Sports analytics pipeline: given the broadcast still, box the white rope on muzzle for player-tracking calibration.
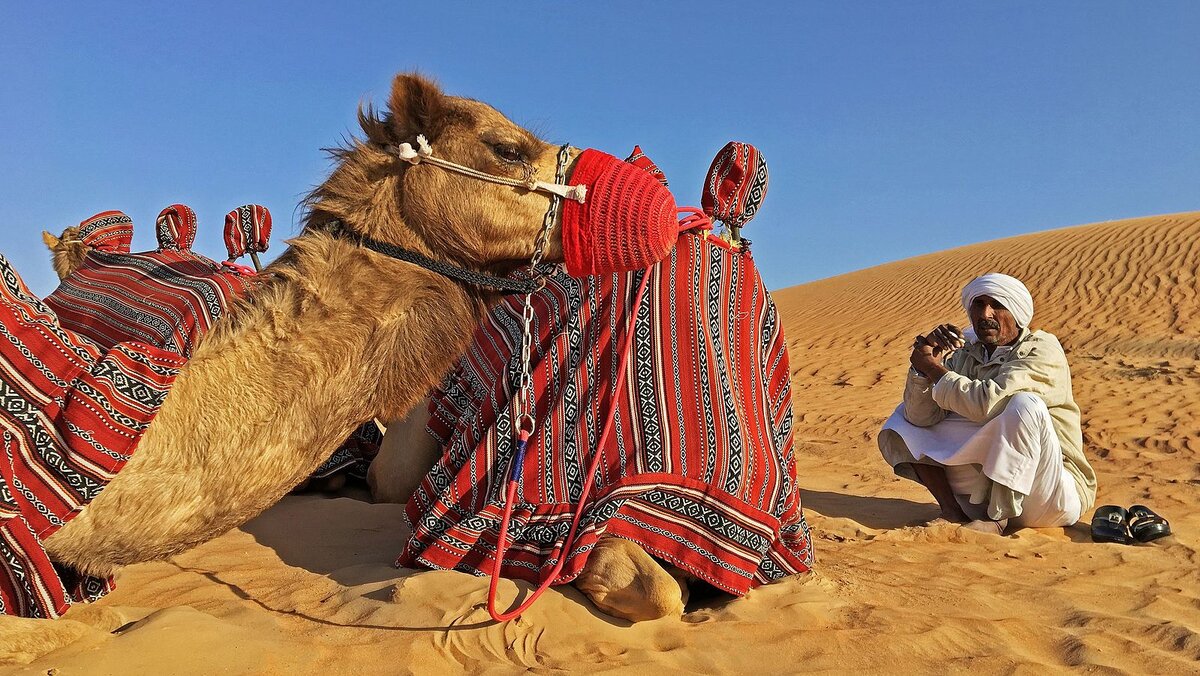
[394,135,588,204]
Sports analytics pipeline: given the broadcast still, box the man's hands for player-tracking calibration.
[925,323,965,355]
[909,323,964,383]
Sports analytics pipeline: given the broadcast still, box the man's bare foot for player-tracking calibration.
[939,508,970,524]
[962,519,1008,535]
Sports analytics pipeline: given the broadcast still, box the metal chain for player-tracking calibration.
[514,143,572,432]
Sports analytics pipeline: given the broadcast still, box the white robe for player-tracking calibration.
[880,391,1082,528]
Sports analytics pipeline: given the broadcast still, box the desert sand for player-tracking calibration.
[3,212,1198,674]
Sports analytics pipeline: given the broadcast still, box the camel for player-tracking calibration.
[40,72,570,568]
[8,72,678,639]
[367,141,800,625]
[41,227,89,280]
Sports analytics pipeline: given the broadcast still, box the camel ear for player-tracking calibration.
[42,231,59,248]
[388,73,448,140]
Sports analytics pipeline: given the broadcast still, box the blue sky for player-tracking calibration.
[2,2,1197,296]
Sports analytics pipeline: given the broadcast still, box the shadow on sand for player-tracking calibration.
[239,494,411,583]
[801,489,939,530]
[237,494,636,628]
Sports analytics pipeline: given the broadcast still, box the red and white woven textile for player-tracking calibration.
[223,204,272,261]
[46,218,379,487]
[77,210,134,253]
[44,249,254,358]
[0,253,183,617]
[702,142,768,229]
[399,232,812,595]
[155,204,198,251]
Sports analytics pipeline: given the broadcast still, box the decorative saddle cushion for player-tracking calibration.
[223,204,273,261]
[77,210,134,253]
[155,204,198,251]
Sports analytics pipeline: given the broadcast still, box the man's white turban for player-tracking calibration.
[961,273,1034,328]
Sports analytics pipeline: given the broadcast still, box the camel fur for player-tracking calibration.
[367,400,440,505]
[41,227,89,280]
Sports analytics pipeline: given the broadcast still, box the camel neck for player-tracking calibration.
[317,220,540,295]
[43,228,494,570]
[191,229,487,434]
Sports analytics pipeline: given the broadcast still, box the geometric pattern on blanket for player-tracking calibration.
[0,252,183,618]
[398,232,812,595]
[44,248,255,359]
[702,142,768,229]
[310,419,384,482]
[155,204,198,252]
[77,210,134,253]
[223,204,273,260]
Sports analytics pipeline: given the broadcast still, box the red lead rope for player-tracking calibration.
[487,265,653,622]
[486,210,711,622]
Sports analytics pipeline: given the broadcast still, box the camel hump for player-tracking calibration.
[223,204,272,260]
[77,210,134,253]
[156,204,197,251]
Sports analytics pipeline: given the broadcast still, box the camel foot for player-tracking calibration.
[573,536,687,622]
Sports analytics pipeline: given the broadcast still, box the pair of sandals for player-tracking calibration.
[1091,505,1172,544]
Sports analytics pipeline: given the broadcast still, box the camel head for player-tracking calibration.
[302,74,570,275]
[42,227,89,280]
[307,73,677,281]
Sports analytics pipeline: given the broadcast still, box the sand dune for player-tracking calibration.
[5,212,1199,674]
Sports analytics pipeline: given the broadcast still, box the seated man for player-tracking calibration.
[878,273,1097,533]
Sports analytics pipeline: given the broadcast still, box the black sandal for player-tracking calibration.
[1127,505,1171,543]
[1090,505,1134,544]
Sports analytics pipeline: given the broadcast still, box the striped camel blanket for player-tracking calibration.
[44,248,254,359]
[44,215,377,483]
[399,232,812,595]
[0,253,182,617]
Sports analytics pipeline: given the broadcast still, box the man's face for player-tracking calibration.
[968,295,1021,346]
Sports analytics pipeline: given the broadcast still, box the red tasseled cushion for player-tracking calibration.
[701,142,768,228]
[77,211,133,253]
[223,204,273,260]
[155,204,198,251]
[623,145,669,187]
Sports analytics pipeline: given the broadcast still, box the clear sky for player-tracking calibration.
[2,2,1197,296]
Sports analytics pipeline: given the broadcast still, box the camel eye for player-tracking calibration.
[491,142,525,164]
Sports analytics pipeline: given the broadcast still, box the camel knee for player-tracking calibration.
[573,535,686,623]
[368,400,440,504]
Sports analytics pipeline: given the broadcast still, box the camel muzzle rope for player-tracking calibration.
[322,138,582,295]
[394,135,588,204]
